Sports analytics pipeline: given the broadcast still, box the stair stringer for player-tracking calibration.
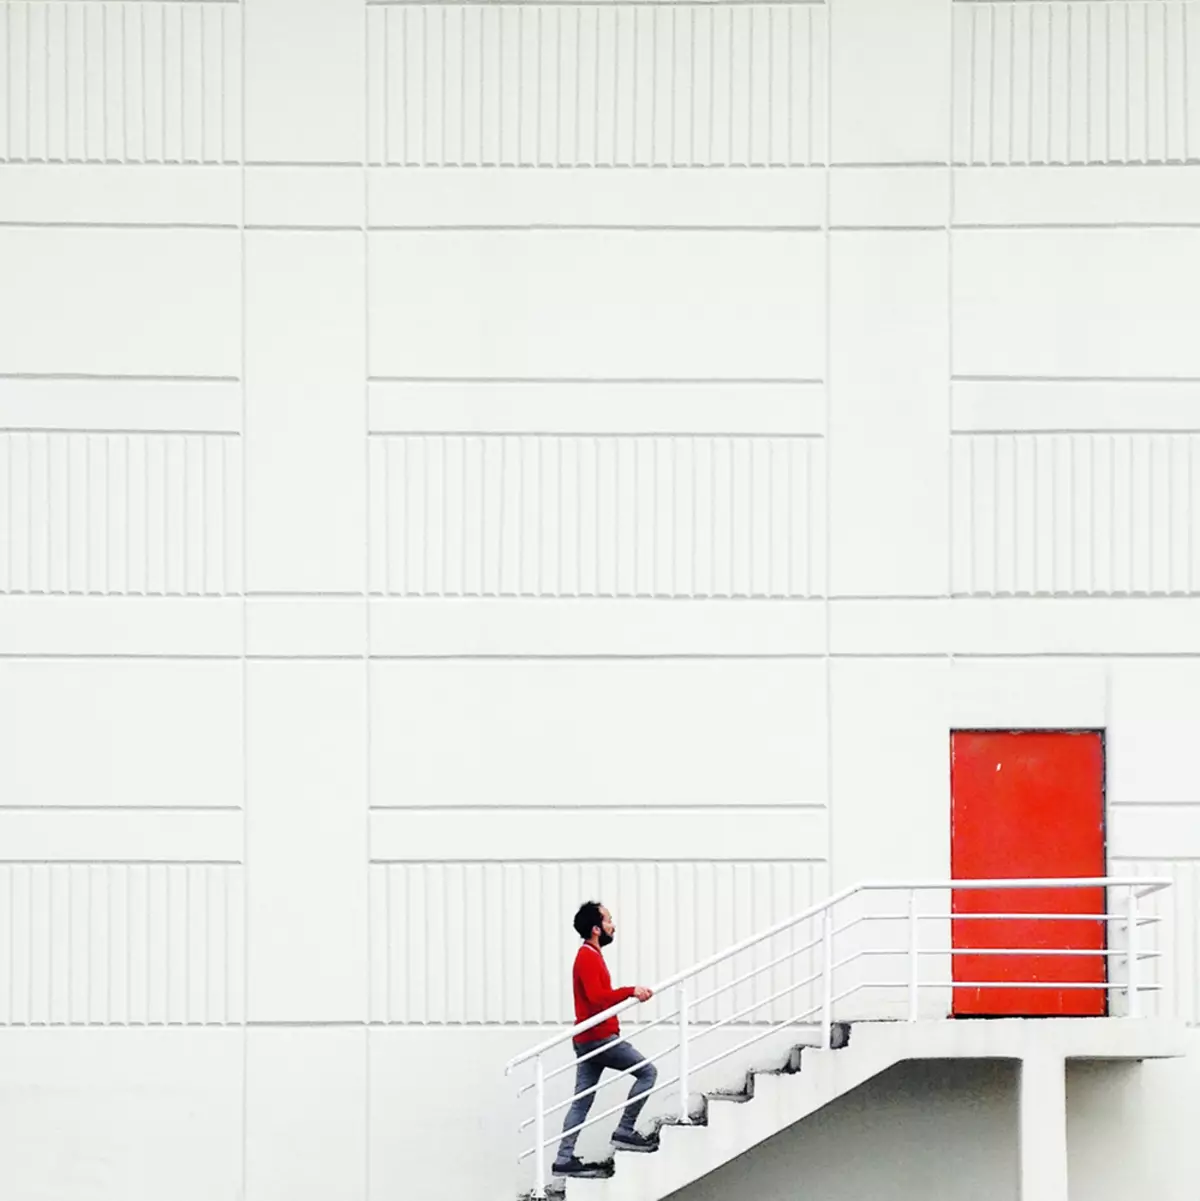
[559,1017,1187,1201]
[561,1024,902,1201]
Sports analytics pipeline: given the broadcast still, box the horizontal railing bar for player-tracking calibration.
[856,947,1163,958]
[901,878,1169,893]
[860,981,1164,991]
[927,913,1161,923]
[506,876,1171,1072]
[680,966,826,1044]
[946,981,1164,991]
[689,932,825,1010]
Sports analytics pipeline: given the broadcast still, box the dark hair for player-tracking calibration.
[573,901,605,941]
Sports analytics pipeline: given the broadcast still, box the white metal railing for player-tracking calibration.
[504,876,1171,1199]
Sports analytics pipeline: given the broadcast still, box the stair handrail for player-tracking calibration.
[506,880,856,1073]
[504,874,1170,1074]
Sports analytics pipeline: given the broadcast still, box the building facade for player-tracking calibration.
[1,0,1199,1197]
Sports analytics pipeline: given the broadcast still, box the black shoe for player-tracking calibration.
[551,1156,609,1179]
[611,1130,658,1153]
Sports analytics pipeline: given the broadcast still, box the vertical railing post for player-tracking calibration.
[821,907,833,1048]
[908,889,920,1022]
[677,982,690,1124]
[534,1055,547,1199]
[1126,886,1140,1019]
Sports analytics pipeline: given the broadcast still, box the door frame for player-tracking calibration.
[948,727,1110,1018]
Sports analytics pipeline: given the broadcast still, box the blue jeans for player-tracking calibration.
[555,1036,658,1162]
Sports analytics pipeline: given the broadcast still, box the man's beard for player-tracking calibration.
[598,931,613,947]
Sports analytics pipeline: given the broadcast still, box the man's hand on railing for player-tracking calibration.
[634,986,654,1003]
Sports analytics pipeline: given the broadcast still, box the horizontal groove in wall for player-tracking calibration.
[0,164,242,226]
[369,802,830,810]
[366,3,828,166]
[368,859,828,1025]
[954,375,1200,383]
[366,165,827,227]
[368,376,824,385]
[951,164,1200,227]
[0,219,241,230]
[368,381,825,437]
[0,378,242,434]
[0,805,243,813]
[0,374,241,384]
[0,808,244,863]
[368,596,827,656]
[13,598,1200,658]
[0,596,243,657]
[1110,806,1200,860]
[951,597,1200,654]
[367,1,830,6]
[365,222,823,231]
[952,379,1200,433]
[371,805,829,863]
[244,596,367,658]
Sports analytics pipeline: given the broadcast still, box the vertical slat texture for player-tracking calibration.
[372,434,822,598]
[369,860,825,1026]
[952,433,1200,595]
[0,862,243,1025]
[0,1,240,163]
[0,432,241,595]
[367,2,827,167]
[953,1,1196,164]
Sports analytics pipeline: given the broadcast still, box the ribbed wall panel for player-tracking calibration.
[1109,858,1198,1024]
[368,859,827,1025]
[368,434,824,597]
[0,432,242,596]
[952,1,1200,165]
[951,433,1200,596]
[366,3,828,166]
[0,1,242,164]
[0,862,245,1026]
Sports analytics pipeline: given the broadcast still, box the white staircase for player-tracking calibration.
[505,876,1182,1201]
[562,1017,1183,1201]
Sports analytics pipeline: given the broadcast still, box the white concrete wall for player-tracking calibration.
[2,1,1200,1199]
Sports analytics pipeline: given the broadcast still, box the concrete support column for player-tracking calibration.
[1019,1053,1069,1201]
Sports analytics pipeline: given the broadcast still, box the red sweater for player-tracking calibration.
[572,944,634,1045]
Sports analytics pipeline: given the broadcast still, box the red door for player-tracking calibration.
[950,731,1107,1017]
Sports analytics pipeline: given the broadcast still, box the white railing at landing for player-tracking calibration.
[505,876,1172,1200]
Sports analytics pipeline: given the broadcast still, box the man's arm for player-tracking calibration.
[577,954,651,1009]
